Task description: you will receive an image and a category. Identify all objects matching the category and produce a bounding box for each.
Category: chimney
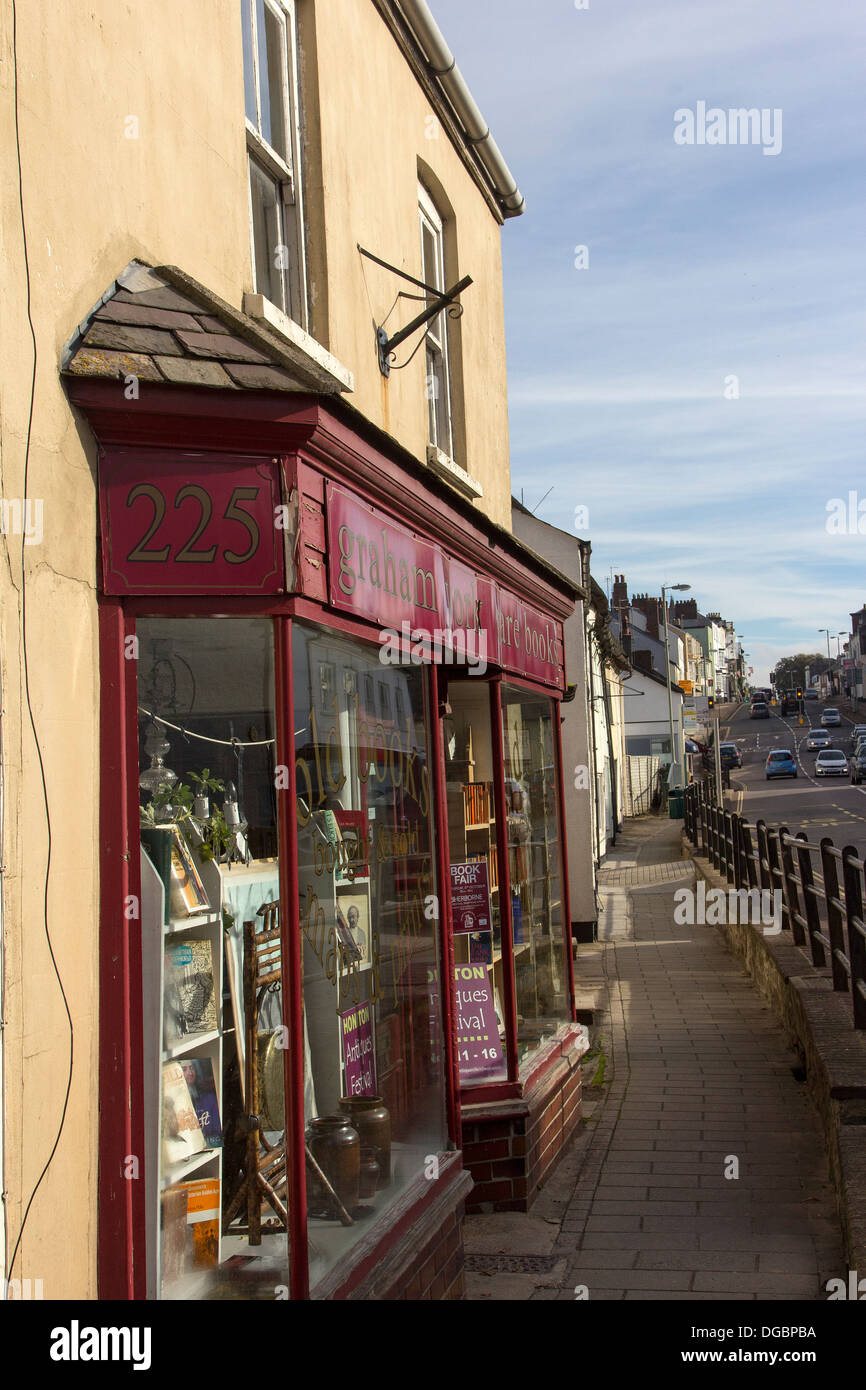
[611,573,629,615]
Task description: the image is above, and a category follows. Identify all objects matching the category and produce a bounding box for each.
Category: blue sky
[430,0,866,684]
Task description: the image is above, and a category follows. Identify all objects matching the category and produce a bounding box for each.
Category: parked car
[822,708,842,726]
[806,728,832,751]
[850,725,866,746]
[815,749,848,777]
[851,753,866,785]
[718,742,742,769]
[750,701,769,720]
[766,750,797,780]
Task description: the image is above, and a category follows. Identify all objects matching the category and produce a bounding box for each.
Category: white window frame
[242,0,308,329]
[418,182,454,462]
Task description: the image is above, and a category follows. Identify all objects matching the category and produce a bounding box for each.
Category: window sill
[243,293,354,394]
[425,444,483,500]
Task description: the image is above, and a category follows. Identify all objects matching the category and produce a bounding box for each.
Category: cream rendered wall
[0,0,516,1298]
[303,1,513,528]
[0,0,252,1299]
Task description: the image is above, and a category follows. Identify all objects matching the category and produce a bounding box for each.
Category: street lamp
[662,583,691,789]
[819,628,833,697]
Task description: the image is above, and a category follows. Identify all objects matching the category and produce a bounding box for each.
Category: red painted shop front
[70,376,580,1300]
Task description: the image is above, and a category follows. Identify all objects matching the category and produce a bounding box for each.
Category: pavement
[463,813,846,1301]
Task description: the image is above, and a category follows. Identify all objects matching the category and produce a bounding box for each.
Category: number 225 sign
[98,455,285,595]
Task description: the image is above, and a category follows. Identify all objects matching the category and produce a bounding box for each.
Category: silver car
[806,728,831,751]
[822,708,842,726]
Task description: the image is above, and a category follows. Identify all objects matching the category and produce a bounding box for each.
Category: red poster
[99,453,284,594]
[450,861,492,934]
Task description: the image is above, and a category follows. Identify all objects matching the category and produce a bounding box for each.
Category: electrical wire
[5,0,75,1293]
[138,706,276,747]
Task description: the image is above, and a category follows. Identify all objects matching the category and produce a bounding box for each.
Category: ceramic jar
[305,1114,360,1215]
[339,1095,391,1187]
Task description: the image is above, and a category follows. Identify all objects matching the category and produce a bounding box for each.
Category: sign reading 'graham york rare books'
[326,483,563,687]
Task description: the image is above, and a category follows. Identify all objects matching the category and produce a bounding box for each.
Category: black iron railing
[684,781,866,1030]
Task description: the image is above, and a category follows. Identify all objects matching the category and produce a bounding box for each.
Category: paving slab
[463,815,847,1300]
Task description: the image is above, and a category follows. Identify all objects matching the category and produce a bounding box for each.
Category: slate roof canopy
[62,261,352,395]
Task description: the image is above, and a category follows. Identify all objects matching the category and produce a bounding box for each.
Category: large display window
[500,684,571,1070]
[137,618,287,1299]
[135,615,449,1297]
[293,621,447,1288]
[443,680,508,1086]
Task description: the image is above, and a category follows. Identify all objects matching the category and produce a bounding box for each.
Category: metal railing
[684,781,866,1030]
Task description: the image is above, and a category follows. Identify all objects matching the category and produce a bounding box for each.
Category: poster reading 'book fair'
[453,964,504,1084]
[341,1001,376,1096]
[450,861,491,934]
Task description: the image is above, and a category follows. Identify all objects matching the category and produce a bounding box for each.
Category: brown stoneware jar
[339,1095,391,1187]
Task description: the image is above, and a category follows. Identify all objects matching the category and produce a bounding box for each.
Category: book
[164,938,217,1047]
[181,1177,221,1270]
[162,1061,208,1168]
[169,826,210,918]
[180,1058,222,1149]
[469,932,492,965]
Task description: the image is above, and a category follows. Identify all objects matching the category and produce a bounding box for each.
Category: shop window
[500,685,570,1070]
[443,681,508,1086]
[293,622,447,1289]
[419,182,454,461]
[241,0,308,327]
[137,618,286,1298]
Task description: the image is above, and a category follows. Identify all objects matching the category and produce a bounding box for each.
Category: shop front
[66,280,580,1299]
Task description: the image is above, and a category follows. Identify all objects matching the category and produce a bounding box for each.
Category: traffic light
[797,689,802,699]
[708,695,714,710]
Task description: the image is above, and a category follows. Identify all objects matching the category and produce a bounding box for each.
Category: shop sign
[327,484,479,645]
[326,484,563,686]
[340,1002,376,1097]
[453,964,504,1083]
[99,454,285,594]
[483,579,563,685]
[450,861,491,934]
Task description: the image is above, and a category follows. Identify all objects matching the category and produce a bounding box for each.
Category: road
[717,697,866,858]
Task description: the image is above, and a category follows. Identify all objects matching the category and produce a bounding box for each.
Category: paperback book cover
[164,938,217,1047]
[180,1057,222,1149]
[180,1177,221,1270]
[162,1061,208,1169]
[468,931,492,965]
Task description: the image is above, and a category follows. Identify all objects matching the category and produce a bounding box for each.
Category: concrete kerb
[683,832,866,1273]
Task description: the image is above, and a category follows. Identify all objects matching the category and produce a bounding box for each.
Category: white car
[822,708,842,726]
[851,725,866,745]
[806,728,831,751]
[815,749,848,776]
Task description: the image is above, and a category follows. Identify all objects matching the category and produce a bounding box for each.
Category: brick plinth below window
[461,1048,583,1213]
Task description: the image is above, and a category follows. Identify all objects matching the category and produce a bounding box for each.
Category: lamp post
[819,628,833,698]
[662,583,691,789]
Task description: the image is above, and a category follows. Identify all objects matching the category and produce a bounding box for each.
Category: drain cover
[465,1254,560,1273]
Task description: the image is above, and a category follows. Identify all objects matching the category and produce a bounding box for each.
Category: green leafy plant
[197,807,233,863]
[187,768,225,796]
[140,780,194,827]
